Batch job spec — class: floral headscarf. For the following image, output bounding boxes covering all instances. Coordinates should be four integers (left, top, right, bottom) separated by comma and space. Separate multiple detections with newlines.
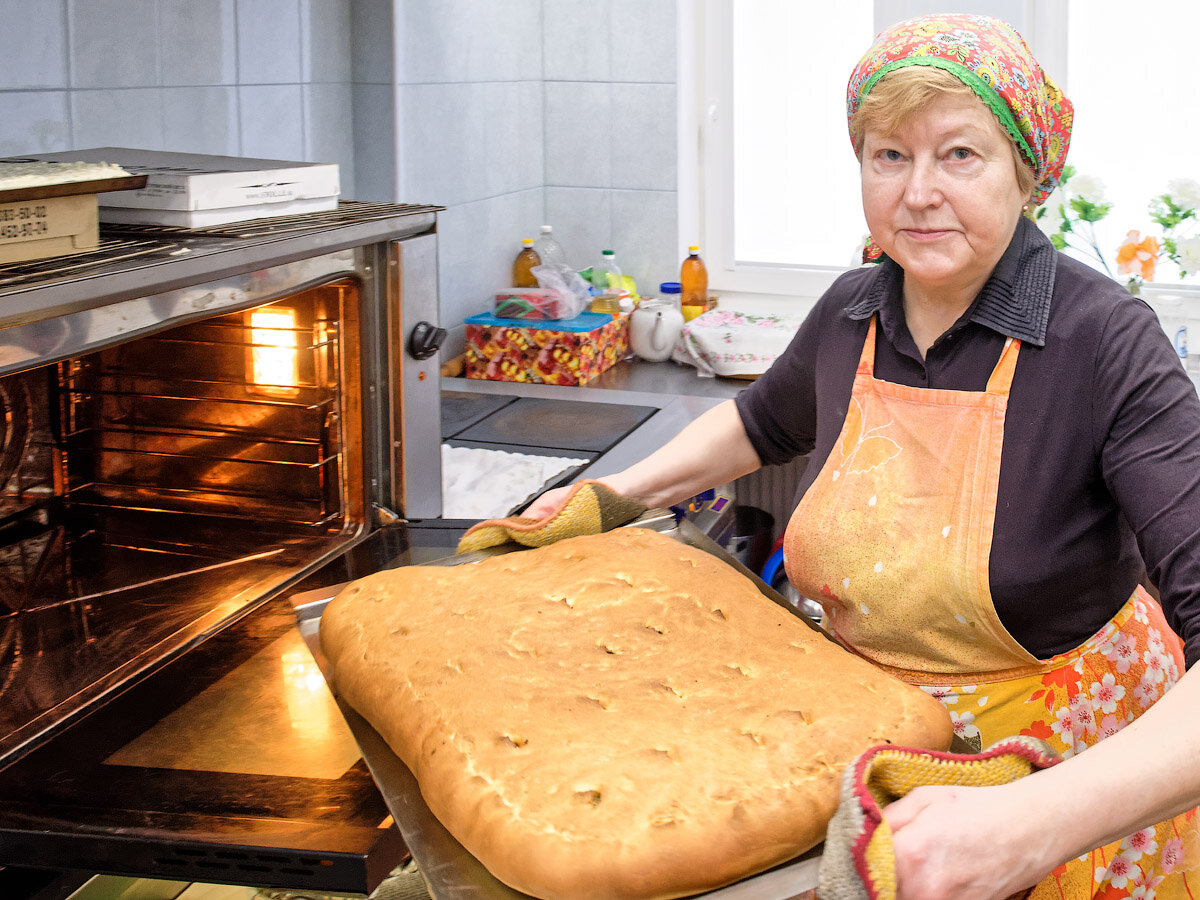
847, 14, 1073, 208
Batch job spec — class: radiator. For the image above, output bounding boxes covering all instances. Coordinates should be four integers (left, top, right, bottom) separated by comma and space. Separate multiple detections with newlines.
734, 455, 809, 542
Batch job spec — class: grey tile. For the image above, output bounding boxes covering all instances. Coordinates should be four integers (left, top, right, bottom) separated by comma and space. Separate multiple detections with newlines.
69, 0, 159, 88
350, 0, 393, 85
546, 186, 612, 273
301, 0, 351, 83
544, 81, 611, 188
160, 0, 237, 86
236, 0, 302, 85
478, 81, 544, 200
398, 82, 485, 207
0, 0, 68, 88
162, 87, 239, 155
612, 0, 676, 84
395, 0, 541, 83
435, 189, 545, 330
0, 91, 71, 155
71, 88, 166, 150
467, 1, 543, 82
610, 83, 675, 191
351, 83, 396, 201
303, 83, 354, 193
238, 84, 304, 160
611, 188, 679, 294
394, 1, 463, 84
544, 0, 611, 82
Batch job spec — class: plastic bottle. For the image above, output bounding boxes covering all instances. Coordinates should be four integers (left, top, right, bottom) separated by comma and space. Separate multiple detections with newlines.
512, 238, 540, 287
680, 245, 709, 321
532, 225, 567, 268
589, 250, 623, 316
591, 249, 621, 293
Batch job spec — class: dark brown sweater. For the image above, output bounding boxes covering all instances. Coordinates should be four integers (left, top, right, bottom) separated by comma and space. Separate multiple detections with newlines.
737, 217, 1200, 668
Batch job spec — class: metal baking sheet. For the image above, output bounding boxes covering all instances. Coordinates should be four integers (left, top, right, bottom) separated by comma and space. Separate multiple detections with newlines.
0, 174, 149, 203
289, 515, 834, 900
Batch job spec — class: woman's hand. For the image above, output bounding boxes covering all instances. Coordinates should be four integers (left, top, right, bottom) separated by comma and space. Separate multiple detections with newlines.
520, 484, 578, 521
886, 782, 1053, 900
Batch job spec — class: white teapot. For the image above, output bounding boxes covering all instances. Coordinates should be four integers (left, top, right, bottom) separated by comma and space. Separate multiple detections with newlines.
629, 294, 684, 362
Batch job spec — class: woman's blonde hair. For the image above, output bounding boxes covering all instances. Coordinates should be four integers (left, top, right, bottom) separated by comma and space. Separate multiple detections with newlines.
849, 66, 1038, 199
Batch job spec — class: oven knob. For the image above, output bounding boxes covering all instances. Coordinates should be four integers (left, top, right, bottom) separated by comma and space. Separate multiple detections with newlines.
408, 320, 447, 360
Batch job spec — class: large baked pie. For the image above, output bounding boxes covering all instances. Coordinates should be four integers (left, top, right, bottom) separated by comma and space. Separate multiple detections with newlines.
320, 527, 952, 900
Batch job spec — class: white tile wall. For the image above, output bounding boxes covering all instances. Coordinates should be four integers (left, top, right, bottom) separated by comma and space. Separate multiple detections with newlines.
163, 87, 239, 154
235, 0, 302, 85
160, 0, 237, 87
0, 0, 681, 331
69, 0, 160, 89
72, 88, 166, 150
238, 84, 305, 159
0, 91, 71, 156
0, 0, 68, 89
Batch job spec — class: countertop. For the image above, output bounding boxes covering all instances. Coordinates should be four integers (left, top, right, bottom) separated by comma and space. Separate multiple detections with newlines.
440, 358, 749, 480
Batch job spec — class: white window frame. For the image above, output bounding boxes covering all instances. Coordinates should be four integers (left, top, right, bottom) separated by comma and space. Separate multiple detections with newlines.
678, 0, 1068, 302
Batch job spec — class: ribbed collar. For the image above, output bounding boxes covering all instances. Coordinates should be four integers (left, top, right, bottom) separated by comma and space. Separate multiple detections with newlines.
844, 215, 1058, 347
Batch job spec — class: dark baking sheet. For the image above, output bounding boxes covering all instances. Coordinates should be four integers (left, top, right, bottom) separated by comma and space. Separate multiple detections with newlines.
292, 515, 962, 899
451, 396, 657, 452
0, 174, 149, 204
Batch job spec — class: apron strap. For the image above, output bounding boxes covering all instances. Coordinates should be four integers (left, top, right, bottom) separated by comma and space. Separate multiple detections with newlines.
857, 316, 1022, 395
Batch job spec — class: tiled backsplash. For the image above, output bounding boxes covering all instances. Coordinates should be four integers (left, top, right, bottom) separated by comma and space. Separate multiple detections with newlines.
0, 0, 680, 345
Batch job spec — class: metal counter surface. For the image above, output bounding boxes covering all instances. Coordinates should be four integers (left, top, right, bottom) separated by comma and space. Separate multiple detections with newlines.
440, 360, 747, 483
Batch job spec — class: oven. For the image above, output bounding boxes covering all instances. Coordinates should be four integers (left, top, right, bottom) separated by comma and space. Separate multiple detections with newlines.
0, 202, 453, 898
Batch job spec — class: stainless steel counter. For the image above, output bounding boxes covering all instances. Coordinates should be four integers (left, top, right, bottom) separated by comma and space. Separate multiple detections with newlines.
440, 359, 747, 480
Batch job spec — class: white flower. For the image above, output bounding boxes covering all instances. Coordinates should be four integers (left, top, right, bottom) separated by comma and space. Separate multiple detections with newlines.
1166, 178, 1200, 210
1069, 174, 1108, 203
1176, 236, 1200, 276
1036, 187, 1069, 234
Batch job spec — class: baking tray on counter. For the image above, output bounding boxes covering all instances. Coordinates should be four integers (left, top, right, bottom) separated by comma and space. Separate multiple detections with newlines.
288, 513, 855, 900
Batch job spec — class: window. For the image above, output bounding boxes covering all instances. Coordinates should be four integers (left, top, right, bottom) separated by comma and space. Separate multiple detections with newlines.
681, 1, 1199, 299
1060, 0, 1200, 287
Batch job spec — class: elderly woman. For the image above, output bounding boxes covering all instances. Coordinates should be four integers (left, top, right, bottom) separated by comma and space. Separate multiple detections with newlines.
524, 14, 1200, 899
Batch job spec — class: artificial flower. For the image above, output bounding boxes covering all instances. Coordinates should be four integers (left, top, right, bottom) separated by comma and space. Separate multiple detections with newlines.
1116, 230, 1161, 281
1175, 236, 1200, 276
1069, 173, 1108, 203
1166, 177, 1200, 211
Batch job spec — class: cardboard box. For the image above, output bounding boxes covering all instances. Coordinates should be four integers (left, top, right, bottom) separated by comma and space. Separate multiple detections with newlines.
5, 148, 340, 227
0, 192, 98, 264
464, 311, 629, 385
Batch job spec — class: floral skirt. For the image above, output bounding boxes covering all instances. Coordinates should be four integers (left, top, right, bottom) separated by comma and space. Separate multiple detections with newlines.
912, 588, 1198, 899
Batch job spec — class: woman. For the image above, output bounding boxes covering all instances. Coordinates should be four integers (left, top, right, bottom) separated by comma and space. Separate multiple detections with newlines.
526, 14, 1199, 900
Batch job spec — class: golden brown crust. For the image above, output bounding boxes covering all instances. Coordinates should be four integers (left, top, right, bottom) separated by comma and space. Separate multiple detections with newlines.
320, 527, 952, 900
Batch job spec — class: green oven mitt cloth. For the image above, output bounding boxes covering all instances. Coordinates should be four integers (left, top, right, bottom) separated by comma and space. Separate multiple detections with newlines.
456, 479, 647, 554
817, 734, 1061, 900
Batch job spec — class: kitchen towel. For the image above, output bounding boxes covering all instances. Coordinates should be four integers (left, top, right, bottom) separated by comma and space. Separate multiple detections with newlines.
817, 735, 1060, 900
456, 480, 647, 554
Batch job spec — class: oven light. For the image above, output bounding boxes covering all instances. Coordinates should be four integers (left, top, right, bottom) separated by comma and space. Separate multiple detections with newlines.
249, 307, 300, 392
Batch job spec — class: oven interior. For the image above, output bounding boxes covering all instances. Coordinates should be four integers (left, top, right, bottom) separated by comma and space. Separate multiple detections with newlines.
0, 278, 367, 765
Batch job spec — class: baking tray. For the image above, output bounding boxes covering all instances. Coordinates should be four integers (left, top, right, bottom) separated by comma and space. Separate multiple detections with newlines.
288, 514, 861, 900
0, 174, 148, 204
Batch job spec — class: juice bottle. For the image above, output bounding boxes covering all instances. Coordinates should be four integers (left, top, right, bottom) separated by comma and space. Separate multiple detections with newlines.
512, 239, 540, 287
680, 245, 708, 321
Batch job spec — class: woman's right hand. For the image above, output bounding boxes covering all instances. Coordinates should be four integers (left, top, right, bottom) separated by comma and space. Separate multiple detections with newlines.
520, 484, 578, 521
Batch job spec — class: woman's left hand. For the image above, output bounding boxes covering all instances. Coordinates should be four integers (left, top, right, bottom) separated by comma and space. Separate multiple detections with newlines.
885, 781, 1055, 900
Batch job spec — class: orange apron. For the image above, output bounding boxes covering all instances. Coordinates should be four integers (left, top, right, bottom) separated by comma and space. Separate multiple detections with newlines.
785, 317, 1198, 898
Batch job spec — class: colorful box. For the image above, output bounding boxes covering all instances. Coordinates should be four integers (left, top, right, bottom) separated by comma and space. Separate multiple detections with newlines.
464, 311, 629, 385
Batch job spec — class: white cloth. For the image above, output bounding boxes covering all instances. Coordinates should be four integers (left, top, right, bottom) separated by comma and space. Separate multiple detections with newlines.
440, 444, 588, 520
671, 308, 806, 377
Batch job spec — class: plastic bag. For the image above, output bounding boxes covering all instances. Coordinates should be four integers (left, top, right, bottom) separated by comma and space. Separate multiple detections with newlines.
531, 264, 591, 318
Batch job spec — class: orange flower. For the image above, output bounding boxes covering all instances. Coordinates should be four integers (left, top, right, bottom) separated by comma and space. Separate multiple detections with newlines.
1116, 229, 1161, 281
